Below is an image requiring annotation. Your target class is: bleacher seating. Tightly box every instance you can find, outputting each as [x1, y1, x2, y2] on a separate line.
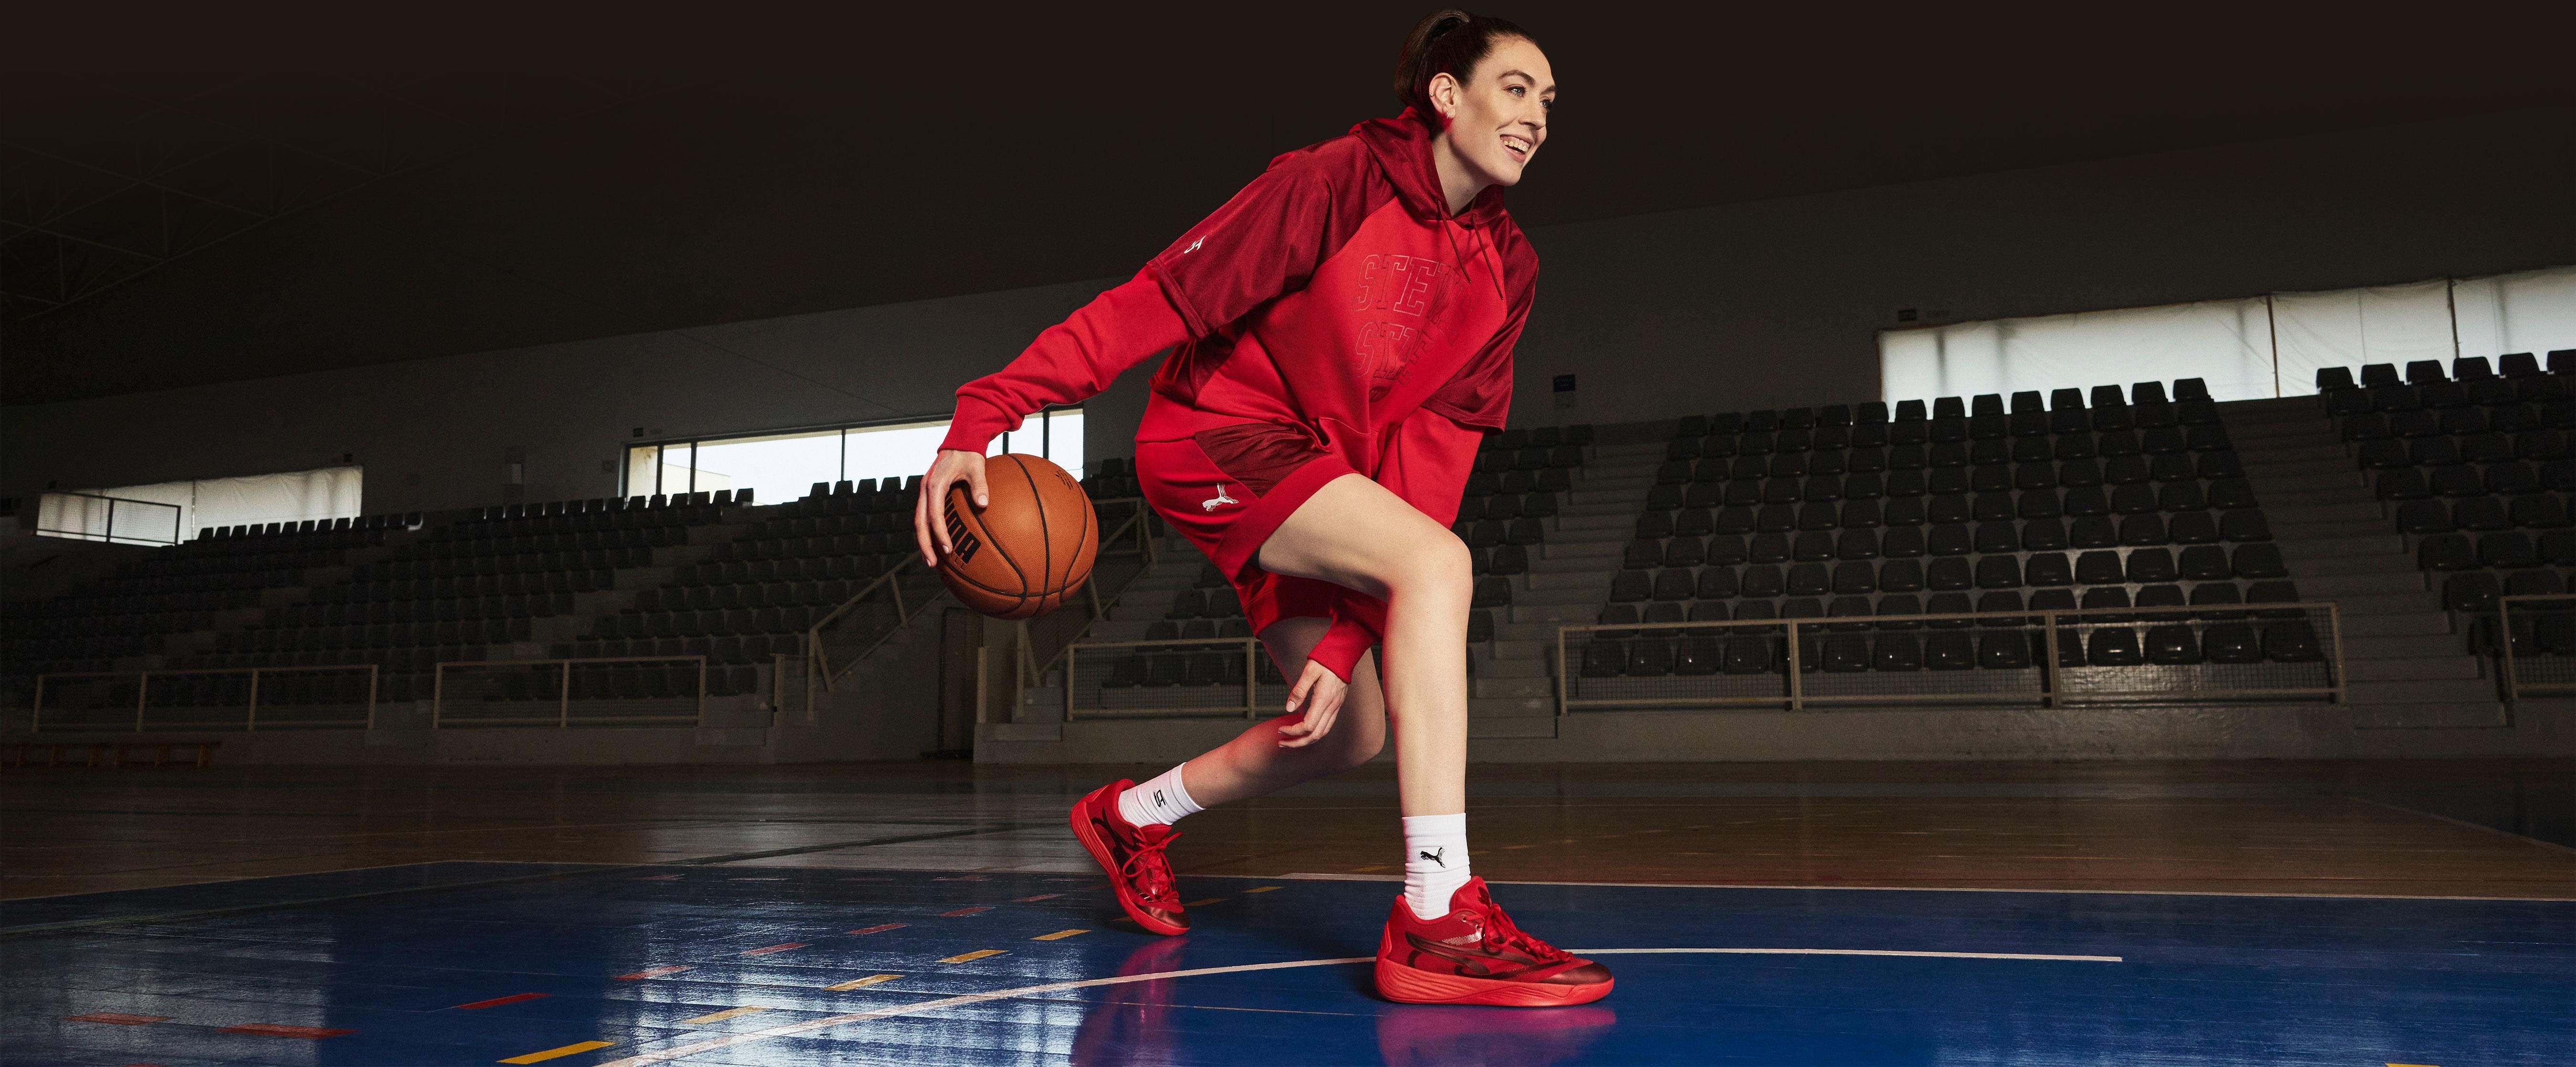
[1584, 382, 2307, 677]
[2317, 353, 2576, 658]
[2, 493, 757, 710]
[578, 478, 924, 689]
[1455, 425, 1592, 618]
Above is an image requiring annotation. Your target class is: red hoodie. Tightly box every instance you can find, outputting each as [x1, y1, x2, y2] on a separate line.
[941, 111, 1538, 678]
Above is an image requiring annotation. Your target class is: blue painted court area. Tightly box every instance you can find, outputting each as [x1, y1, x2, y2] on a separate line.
[6, 865, 2569, 1066]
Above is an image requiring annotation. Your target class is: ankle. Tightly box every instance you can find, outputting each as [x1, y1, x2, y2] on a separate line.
[1401, 812, 1471, 921]
[1117, 765, 1202, 829]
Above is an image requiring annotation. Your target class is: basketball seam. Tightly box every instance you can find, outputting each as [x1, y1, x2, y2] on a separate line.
[1018, 455, 1052, 611]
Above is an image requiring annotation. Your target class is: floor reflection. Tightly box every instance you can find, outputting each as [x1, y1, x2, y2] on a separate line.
[1068, 935, 1194, 1067]
[1375, 1004, 1617, 1067]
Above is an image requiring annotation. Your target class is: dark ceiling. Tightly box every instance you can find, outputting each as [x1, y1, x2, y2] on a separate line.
[6, 2, 2567, 404]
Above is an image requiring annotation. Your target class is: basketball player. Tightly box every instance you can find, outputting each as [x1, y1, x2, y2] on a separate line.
[914, 11, 1608, 1005]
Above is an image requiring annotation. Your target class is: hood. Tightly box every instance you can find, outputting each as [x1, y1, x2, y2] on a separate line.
[1349, 110, 1509, 228]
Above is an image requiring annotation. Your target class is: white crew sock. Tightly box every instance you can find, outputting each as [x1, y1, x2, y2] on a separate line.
[1117, 765, 1203, 828]
[1402, 813, 1472, 921]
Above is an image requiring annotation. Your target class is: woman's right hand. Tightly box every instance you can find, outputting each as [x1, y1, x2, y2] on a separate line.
[914, 448, 990, 567]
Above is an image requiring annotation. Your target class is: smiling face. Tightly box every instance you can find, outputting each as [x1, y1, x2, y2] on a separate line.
[1425, 35, 1554, 192]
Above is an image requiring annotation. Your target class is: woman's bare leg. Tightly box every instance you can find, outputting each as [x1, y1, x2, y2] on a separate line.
[1252, 474, 1473, 817]
[1173, 616, 1387, 808]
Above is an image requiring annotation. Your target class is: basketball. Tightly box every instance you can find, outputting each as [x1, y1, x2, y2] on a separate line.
[936, 453, 1098, 619]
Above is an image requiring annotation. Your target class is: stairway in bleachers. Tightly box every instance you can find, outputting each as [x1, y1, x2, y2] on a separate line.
[1465, 440, 1654, 737]
[2225, 397, 2499, 726]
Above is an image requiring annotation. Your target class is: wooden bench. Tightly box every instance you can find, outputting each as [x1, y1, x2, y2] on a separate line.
[2, 741, 221, 768]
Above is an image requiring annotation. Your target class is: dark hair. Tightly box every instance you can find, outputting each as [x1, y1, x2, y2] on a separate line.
[1393, 10, 1537, 126]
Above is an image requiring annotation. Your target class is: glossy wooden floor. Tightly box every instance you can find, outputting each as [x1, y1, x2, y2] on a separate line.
[7, 759, 2569, 903]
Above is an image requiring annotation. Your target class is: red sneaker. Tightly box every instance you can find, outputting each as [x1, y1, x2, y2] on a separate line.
[1069, 779, 1188, 936]
[1374, 878, 1612, 1006]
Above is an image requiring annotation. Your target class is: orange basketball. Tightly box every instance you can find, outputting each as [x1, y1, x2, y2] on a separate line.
[936, 454, 1098, 619]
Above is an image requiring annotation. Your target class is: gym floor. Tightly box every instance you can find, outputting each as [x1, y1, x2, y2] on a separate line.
[5, 759, 2570, 1065]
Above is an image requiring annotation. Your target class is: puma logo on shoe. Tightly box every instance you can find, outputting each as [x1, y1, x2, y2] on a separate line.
[1418, 847, 1446, 868]
[1201, 488, 1238, 511]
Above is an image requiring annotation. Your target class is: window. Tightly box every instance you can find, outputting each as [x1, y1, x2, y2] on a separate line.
[1883, 297, 2273, 404]
[624, 408, 1084, 502]
[37, 466, 363, 546]
[1882, 264, 2576, 404]
[991, 407, 1084, 476]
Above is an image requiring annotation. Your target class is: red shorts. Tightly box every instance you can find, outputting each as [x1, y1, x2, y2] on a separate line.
[1133, 423, 1356, 635]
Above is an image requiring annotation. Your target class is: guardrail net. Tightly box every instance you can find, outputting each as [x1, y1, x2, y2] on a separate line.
[1562, 602, 2340, 710]
[1064, 638, 1290, 719]
[435, 658, 703, 727]
[34, 667, 374, 731]
[2495, 594, 2576, 700]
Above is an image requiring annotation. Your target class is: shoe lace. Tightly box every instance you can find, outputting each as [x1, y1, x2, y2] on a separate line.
[1120, 827, 1180, 904]
[1469, 884, 1571, 964]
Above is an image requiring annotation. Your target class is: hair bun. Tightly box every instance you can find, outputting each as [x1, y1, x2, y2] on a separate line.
[1392, 10, 1537, 125]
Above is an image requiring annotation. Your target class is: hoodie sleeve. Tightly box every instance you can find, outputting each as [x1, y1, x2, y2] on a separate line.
[943, 145, 1373, 453]
[1298, 407, 1489, 681]
[1145, 145, 1370, 339]
[941, 272, 1191, 453]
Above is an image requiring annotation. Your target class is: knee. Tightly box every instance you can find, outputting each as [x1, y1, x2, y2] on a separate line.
[1388, 533, 1474, 606]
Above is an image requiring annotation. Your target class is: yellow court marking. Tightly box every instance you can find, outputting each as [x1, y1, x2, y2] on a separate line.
[1245, 886, 1282, 893]
[1499, 844, 1537, 850]
[1185, 897, 1226, 907]
[679, 1006, 770, 1025]
[500, 1040, 614, 1064]
[940, 949, 1007, 963]
[1351, 864, 1389, 872]
[825, 974, 902, 991]
[1031, 929, 1089, 941]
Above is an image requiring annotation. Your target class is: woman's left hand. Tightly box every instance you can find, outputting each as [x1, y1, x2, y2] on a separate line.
[1276, 660, 1348, 748]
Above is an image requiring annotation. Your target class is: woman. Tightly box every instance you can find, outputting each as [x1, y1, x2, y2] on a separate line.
[914, 10, 1607, 1006]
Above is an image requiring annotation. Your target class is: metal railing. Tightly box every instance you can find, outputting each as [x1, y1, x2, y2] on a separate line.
[1555, 601, 2344, 712]
[800, 497, 1159, 720]
[804, 555, 932, 693]
[34, 491, 182, 547]
[31, 664, 378, 732]
[1061, 636, 1278, 720]
[2493, 593, 2576, 704]
[432, 655, 705, 727]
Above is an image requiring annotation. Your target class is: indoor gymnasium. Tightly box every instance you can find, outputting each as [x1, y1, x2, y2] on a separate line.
[4, 7, 2572, 1066]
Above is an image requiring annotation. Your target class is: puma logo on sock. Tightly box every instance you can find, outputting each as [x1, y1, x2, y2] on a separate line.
[1418, 848, 1446, 868]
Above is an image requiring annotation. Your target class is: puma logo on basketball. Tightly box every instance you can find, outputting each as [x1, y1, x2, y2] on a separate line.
[1418, 847, 1446, 868]
[943, 510, 982, 563]
[1202, 487, 1239, 511]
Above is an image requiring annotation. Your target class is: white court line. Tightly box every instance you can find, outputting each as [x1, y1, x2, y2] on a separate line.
[1274, 871, 2576, 903]
[593, 947, 2117, 1065]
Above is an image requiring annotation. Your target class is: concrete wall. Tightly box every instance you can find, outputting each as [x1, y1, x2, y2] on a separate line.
[10, 108, 2567, 519]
